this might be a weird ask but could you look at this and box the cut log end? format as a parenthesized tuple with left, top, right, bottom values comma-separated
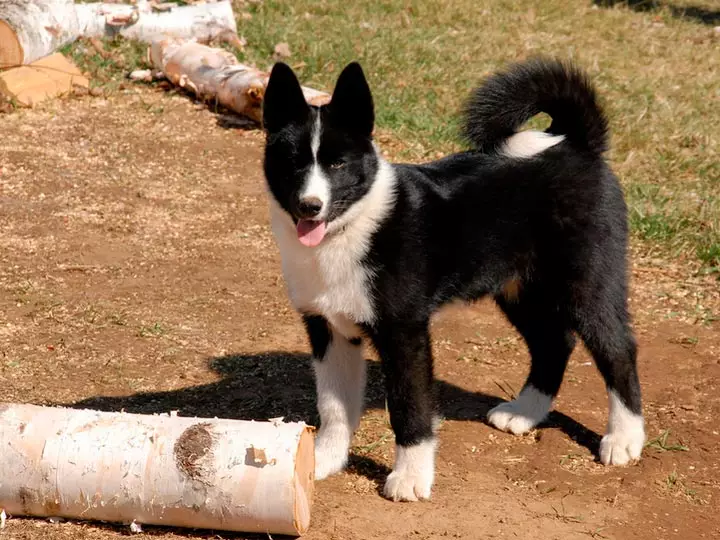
(293, 426, 315, 534)
(0, 20, 23, 68)
(0, 53, 89, 107)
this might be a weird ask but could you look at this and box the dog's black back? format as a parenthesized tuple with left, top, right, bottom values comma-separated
(369, 149, 627, 313)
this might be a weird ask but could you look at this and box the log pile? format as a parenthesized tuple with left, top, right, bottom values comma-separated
(0, 0, 240, 106)
(0, 0, 328, 120)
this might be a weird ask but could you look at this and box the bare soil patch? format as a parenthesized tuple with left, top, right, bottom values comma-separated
(1, 89, 718, 539)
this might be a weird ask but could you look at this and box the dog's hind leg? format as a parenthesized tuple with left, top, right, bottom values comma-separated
(488, 293, 576, 435)
(304, 315, 367, 480)
(573, 298, 644, 465)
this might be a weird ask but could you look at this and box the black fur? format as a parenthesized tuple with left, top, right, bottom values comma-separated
(264, 58, 641, 454)
(263, 62, 378, 226)
(302, 315, 331, 360)
(262, 62, 310, 134)
(462, 59, 608, 154)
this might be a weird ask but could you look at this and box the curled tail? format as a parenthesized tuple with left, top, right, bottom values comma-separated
(462, 58, 609, 156)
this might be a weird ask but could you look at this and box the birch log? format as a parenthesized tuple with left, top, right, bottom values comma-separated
(0, 0, 77, 68)
(0, 403, 314, 536)
(0, 0, 237, 68)
(150, 39, 331, 123)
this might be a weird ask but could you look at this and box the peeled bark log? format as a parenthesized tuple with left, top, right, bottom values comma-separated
(0, 403, 314, 536)
(150, 38, 330, 123)
(0, 0, 237, 68)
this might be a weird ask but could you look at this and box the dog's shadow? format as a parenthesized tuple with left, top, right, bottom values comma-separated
(69, 351, 601, 482)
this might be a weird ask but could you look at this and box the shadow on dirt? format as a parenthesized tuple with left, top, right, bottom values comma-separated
(593, 0, 720, 26)
(70, 351, 602, 477)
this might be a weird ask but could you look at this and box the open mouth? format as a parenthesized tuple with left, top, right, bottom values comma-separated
(296, 219, 327, 247)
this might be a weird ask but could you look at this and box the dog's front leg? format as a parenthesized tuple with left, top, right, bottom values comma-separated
(373, 321, 437, 502)
(304, 315, 367, 480)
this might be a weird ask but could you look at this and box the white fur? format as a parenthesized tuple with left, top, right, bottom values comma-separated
(313, 328, 367, 479)
(501, 130, 565, 158)
(301, 165, 331, 218)
(269, 155, 396, 331)
(384, 439, 437, 501)
(300, 114, 331, 217)
(600, 389, 645, 465)
(487, 385, 553, 434)
(269, 147, 396, 479)
(310, 112, 322, 155)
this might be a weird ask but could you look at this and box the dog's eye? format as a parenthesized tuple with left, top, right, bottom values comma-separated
(329, 161, 346, 170)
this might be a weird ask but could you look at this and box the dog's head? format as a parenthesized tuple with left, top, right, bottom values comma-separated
(262, 62, 378, 247)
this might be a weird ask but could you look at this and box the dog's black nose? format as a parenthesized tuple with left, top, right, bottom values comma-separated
(297, 196, 323, 218)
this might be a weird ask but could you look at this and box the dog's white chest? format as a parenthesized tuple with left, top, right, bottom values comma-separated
(269, 206, 375, 337)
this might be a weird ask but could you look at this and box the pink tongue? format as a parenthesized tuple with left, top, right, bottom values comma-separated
(296, 220, 327, 247)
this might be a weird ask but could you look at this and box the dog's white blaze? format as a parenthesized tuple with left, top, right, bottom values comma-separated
(600, 389, 645, 466)
(383, 438, 437, 501)
(310, 112, 322, 155)
(313, 328, 367, 479)
(269, 150, 396, 328)
(300, 114, 330, 216)
(301, 165, 331, 216)
(486, 385, 553, 435)
(501, 130, 565, 158)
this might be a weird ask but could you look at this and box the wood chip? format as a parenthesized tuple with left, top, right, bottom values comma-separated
(273, 42, 291, 60)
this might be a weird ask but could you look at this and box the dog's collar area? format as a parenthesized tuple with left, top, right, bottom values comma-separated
(317, 223, 347, 241)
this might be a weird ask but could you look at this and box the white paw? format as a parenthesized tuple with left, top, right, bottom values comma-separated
(487, 386, 552, 435)
(601, 390, 645, 465)
(383, 468, 432, 502)
(314, 433, 349, 480)
(599, 431, 643, 465)
(382, 440, 436, 502)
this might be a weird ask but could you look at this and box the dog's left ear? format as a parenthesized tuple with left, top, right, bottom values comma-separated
(329, 62, 374, 138)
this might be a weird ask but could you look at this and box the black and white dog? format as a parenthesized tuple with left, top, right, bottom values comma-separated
(261, 58, 644, 501)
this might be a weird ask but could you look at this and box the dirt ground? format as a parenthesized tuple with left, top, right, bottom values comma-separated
(1, 88, 719, 540)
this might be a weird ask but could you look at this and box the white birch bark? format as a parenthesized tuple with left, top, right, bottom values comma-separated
(0, 403, 314, 535)
(0, 0, 77, 67)
(0, 0, 237, 67)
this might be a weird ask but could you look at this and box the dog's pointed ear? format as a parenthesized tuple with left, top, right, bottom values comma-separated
(329, 62, 374, 138)
(263, 62, 310, 132)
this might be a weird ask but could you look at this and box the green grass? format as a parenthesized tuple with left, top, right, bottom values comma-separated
(236, 0, 719, 271)
(628, 183, 719, 269)
(645, 429, 690, 452)
(64, 0, 720, 271)
(59, 37, 149, 91)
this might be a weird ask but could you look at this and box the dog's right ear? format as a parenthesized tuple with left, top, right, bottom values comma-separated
(263, 62, 309, 133)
